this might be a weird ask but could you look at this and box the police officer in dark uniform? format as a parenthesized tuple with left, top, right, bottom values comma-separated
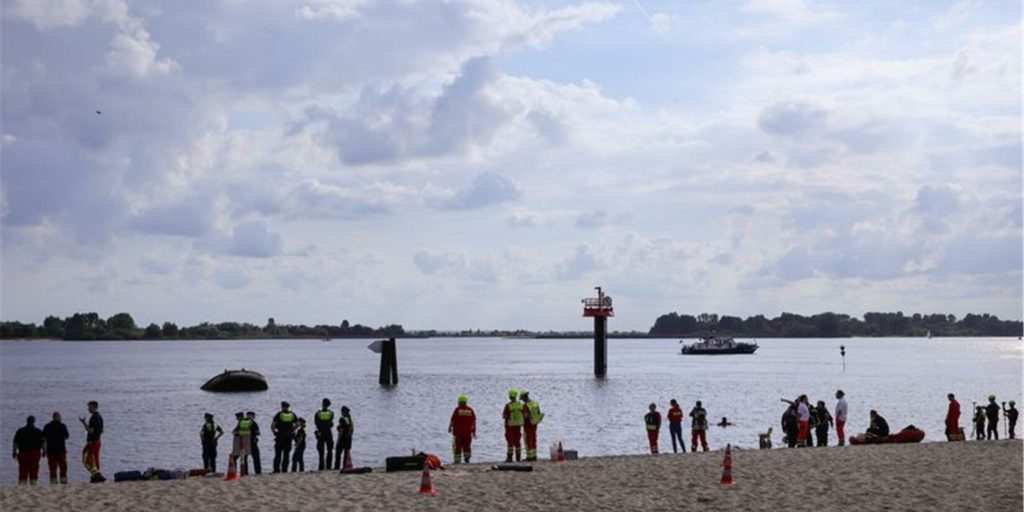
(246, 411, 262, 474)
(314, 398, 335, 471)
(271, 402, 297, 473)
(199, 413, 224, 472)
(334, 406, 353, 470)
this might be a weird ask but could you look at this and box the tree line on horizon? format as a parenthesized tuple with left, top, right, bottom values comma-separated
(0, 312, 405, 340)
(648, 311, 1023, 337)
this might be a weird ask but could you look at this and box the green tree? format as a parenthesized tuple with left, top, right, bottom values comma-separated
(143, 323, 162, 338)
(107, 312, 137, 331)
(162, 322, 179, 338)
(42, 315, 65, 338)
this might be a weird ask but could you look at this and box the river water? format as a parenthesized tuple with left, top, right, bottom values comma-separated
(1, 337, 1020, 484)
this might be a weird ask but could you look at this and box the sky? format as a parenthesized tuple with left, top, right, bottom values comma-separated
(1, 0, 1021, 331)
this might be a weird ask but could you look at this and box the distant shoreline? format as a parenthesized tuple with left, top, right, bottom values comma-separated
(1, 333, 1021, 342)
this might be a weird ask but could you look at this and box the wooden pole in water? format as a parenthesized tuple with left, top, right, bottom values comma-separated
(378, 338, 398, 386)
(389, 337, 398, 385)
(594, 316, 607, 377)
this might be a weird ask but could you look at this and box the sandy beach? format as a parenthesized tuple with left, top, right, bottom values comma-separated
(2, 440, 1020, 511)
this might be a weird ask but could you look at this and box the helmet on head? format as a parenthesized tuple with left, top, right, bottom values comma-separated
(458, 395, 469, 404)
(508, 389, 519, 399)
(520, 390, 529, 397)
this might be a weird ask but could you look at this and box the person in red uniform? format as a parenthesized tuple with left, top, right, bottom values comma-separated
(448, 395, 476, 463)
(502, 389, 524, 462)
(520, 391, 544, 461)
(945, 393, 961, 441)
(667, 399, 686, 453)
(12, 416, 44, 485)
(644, 403, 662, 454)
(43, 412, 70, 484)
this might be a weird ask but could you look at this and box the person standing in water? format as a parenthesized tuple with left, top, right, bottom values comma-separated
(42, 412, 69, 484)
(667, 399, 686, 453)
(644, 403, 661, 455)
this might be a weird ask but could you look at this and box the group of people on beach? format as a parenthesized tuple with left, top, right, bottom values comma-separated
(643, 399, 713, 454)
(10, 401, 104, 485)
(11, 390, 1020, 485)
(202, 399, 355, 476)
(956, 394, 1018, 441)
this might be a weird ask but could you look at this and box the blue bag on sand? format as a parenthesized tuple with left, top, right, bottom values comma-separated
(114, 471, 143, 482)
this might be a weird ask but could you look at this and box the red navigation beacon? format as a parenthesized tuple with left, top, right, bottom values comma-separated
(582, 286, 614, 317)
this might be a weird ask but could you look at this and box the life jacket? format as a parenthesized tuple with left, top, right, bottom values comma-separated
(506, 401, 524, 427)
(202, 422, 218, 440)
(238, 419, 253, 436)
(526, 401, 544, 425)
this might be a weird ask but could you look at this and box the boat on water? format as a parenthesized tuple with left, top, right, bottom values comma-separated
(200, 369, 268, 392)
(679, 336, 758, 355)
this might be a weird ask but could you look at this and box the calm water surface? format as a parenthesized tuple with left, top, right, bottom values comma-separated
(1, 337, 1021, 484)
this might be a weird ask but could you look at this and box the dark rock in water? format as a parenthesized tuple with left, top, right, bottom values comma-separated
(201, 369, 268, 392)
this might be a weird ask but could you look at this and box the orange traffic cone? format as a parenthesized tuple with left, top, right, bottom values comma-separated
(720, 444, 733, 485)
(225, 456, 240, 482)
(557, 442, 566, 462)
(418, 464, 438, 495)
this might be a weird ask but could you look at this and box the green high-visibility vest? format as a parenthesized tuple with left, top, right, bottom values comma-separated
(238, 419, 253, 436)
(280, 411, 296, 423)
(507, 402, 524, 427)
(317, 410, 334, 422)
(527, 401, 544, 425)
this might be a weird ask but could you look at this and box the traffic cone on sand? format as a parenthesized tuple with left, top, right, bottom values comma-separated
(557, 442, 566, 462)
(720, 444, 733, 485)
(418, 464, 438, 495)
(225, 457, 240, 482)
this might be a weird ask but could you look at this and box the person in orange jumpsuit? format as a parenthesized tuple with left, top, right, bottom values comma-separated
(520, 391, 544, 461)
(502, 389, 524, 462)
(448, 395, 476, 463)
